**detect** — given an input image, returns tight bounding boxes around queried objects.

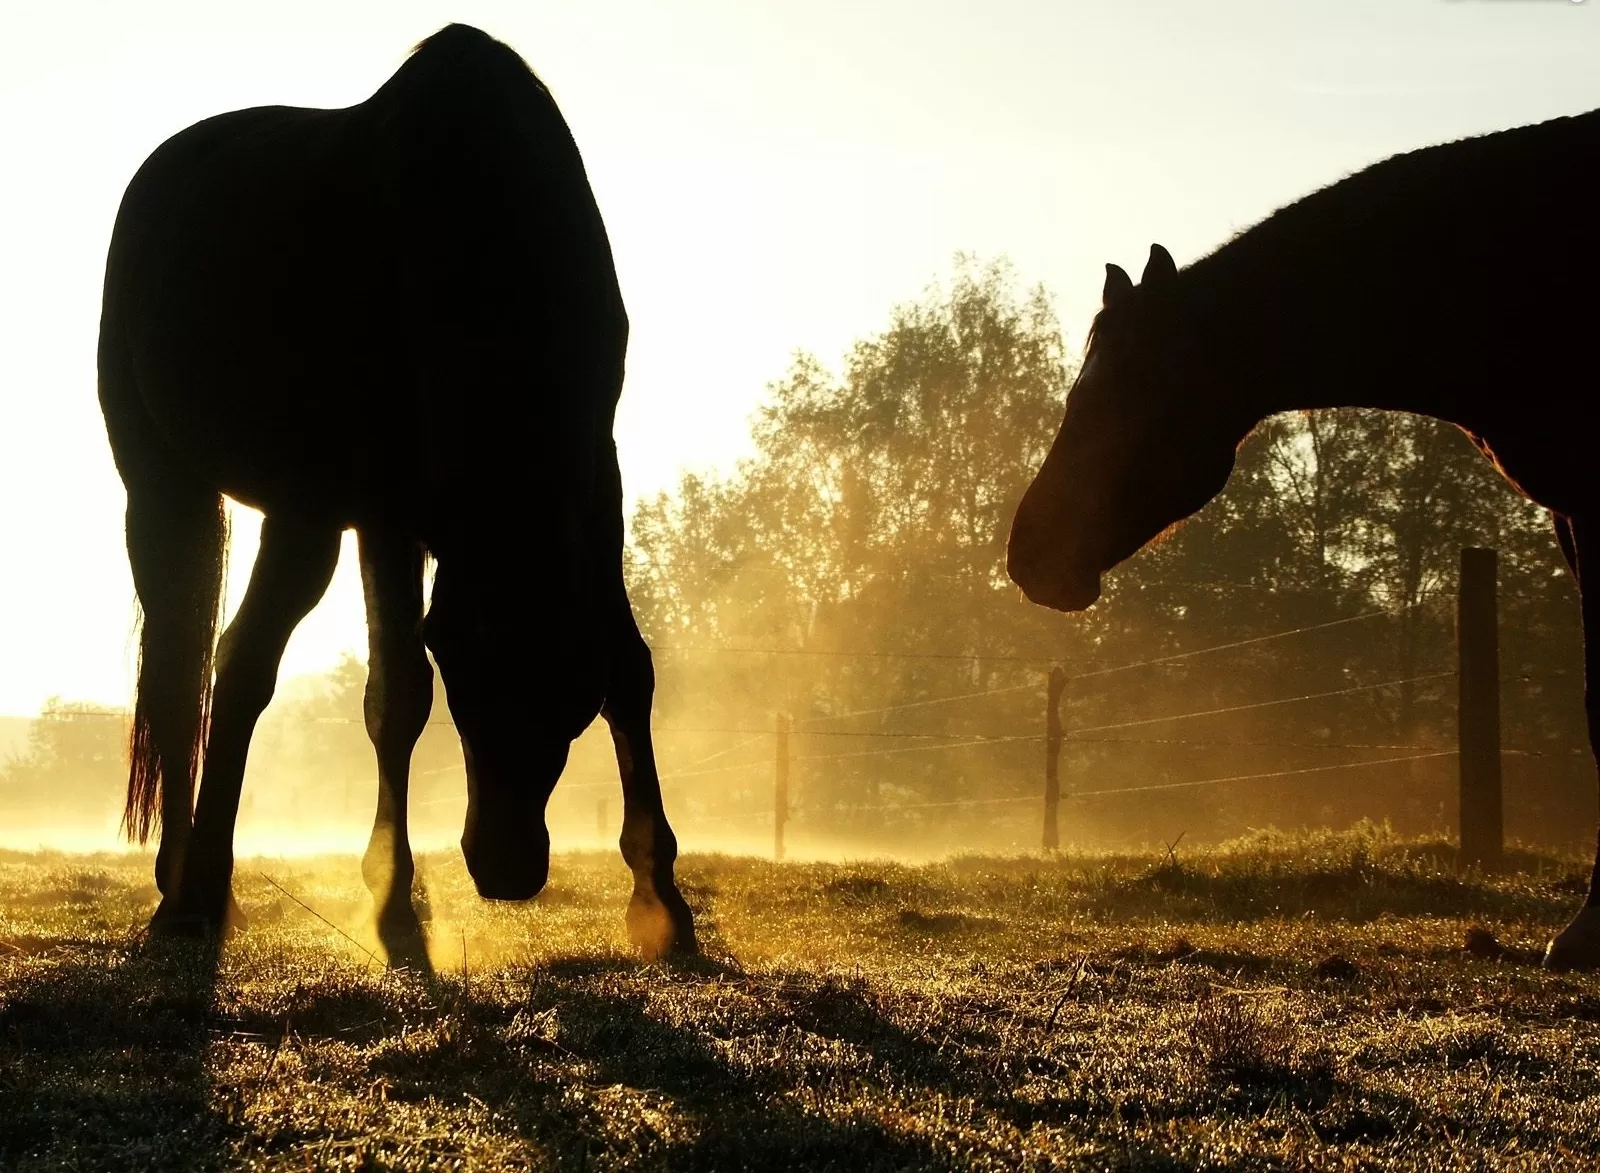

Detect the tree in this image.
[627,258,1083,838]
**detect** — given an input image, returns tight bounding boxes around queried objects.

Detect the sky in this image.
[1,0,1597,716]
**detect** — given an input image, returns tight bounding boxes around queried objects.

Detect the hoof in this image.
[627,886,698,962]
[149,889,247,940]
[1544,906,1600,971]
[374,900,433,974]
[148,910,217,940]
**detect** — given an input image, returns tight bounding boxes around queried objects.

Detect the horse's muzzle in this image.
[464,846,550,902]
[1016,572,1102,613]
[1006,536,1102,612]
[461,818,551,901]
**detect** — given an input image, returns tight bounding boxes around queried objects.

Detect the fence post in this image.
[1044,666,1067,851]
[1458,546,1503,870]
[775,712,790,862]
[596,798,608,843]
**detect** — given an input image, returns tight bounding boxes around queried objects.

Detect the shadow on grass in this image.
[0,937,232,1171]
[8,931,1580,1168]
[5,940,1440,1169]
[352,953,959,1169]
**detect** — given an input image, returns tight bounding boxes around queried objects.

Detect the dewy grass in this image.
[2,828,1600,1171]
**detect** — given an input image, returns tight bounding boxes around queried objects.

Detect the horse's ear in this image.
[1142,243,1176,285]
[1103,263,1133,306]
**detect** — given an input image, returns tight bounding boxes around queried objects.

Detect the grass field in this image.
[3,824,1600,1170]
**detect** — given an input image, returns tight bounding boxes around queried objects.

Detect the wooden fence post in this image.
[1044,667,1067,851]
[775,712,790,862]
[1458,546,1503,870]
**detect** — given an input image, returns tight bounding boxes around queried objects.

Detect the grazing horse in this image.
[97,24,696,959]
[1007,108,1600,968]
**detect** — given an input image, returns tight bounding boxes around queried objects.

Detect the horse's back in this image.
[101,100,406,518]
[100,25,627,534]
[1404,109,1600,503]
[1343,109,1600,509]
[356,26,630,539]
[1195,106,1600,490]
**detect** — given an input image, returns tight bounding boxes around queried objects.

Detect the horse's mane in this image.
[1080,300,1136,367]
[1083,312,1104,354]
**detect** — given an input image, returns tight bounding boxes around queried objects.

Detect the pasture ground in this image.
[2,824,1600,1171]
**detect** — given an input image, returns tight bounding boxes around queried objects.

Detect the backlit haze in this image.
[1,0,1596,836]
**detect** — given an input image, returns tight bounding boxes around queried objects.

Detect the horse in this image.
[1006,107,1600,968]
[97,24,696,960]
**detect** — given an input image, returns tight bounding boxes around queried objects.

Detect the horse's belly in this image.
[140,357,422,526]
[132,308,401,517]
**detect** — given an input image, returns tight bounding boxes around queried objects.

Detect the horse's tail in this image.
[97,171,231,845]
[122,484,229,843]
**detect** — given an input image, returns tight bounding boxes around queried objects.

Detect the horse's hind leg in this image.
[122,477,227,901]
[1546,514,1600,969]
[154,514,340,935]
[602,621,697,961]
[356,530,433,934]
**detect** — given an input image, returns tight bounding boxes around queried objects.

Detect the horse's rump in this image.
[102,24,625,530]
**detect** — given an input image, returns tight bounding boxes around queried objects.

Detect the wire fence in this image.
[5,595,1582,849]
[599,599,1574,841]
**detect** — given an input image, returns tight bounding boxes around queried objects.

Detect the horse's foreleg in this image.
[153,515,340,937]
[357,531,433,933]
[603,624,697,960]
[1546,514,1600,969]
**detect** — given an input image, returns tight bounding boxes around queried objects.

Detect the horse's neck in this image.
[1169,262,1464,440]
[1160,114,1600,439]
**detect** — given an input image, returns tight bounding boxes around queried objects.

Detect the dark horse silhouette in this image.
[1008,108,1600,968]
[97,24,695,959]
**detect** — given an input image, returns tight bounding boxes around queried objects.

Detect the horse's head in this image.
[1007,244,1242,611]
[423,555,606,901]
